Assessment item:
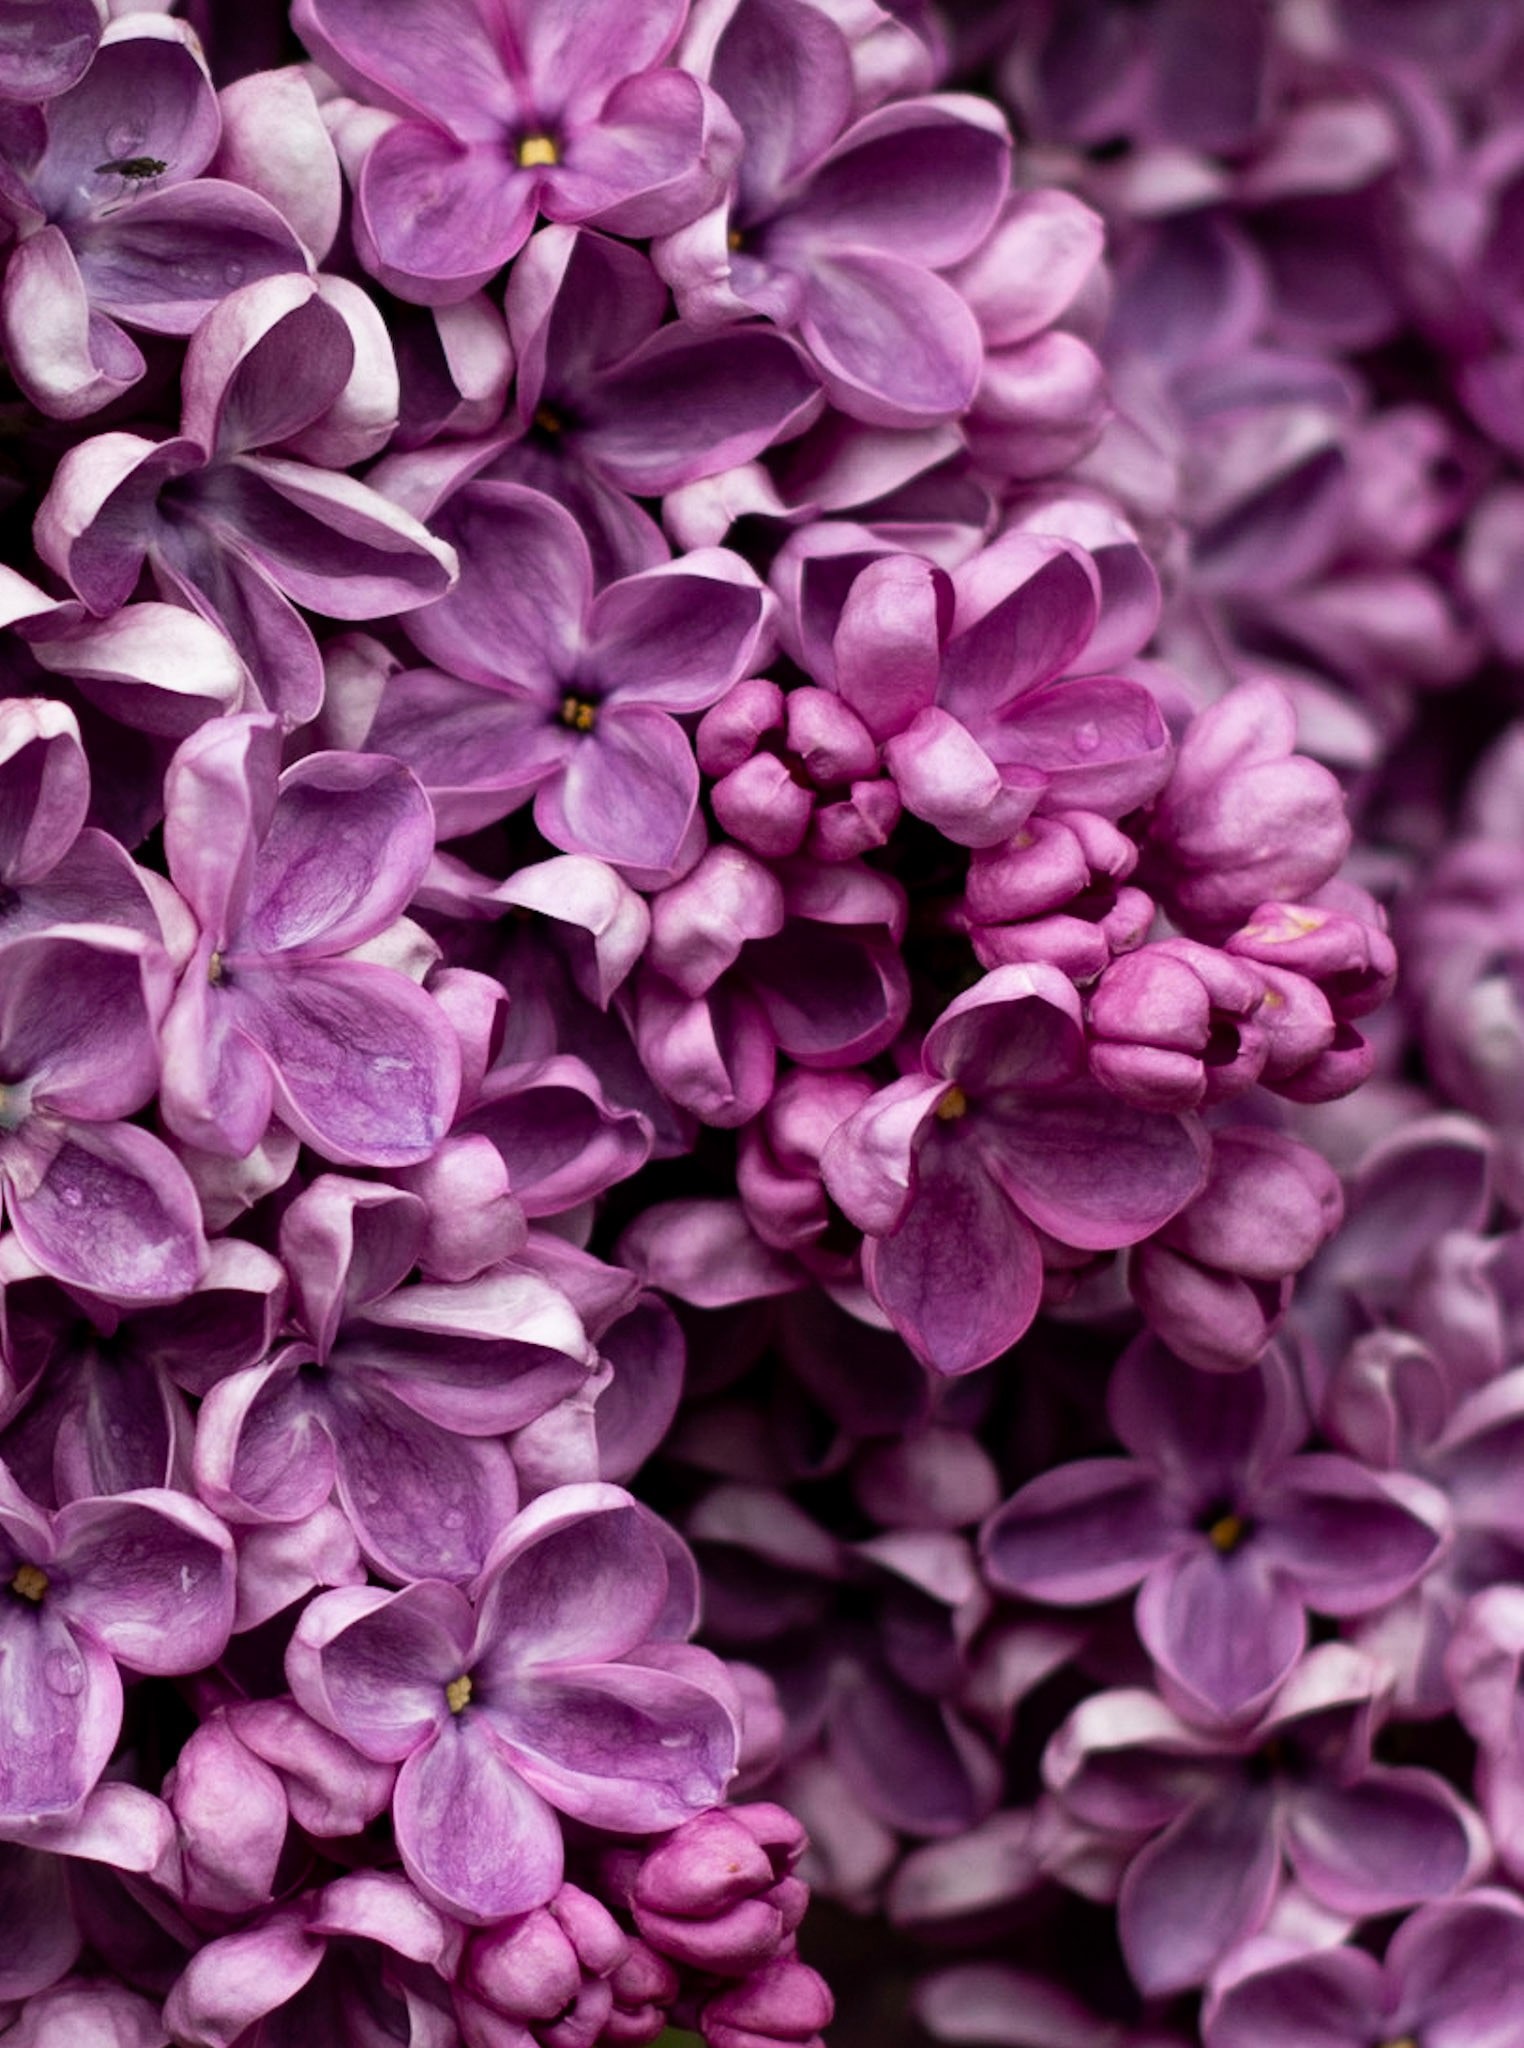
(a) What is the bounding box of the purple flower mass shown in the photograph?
[0,2,1522,2044]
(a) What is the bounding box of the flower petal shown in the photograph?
[1118,1789,1281,1997]
[799,250,984,428]
[54,1489,234,1675]
[982,1084,1209,1251]
[393,1717,563,1923]
[496,1660,737,1830]
[0,1602,120,1824]
[357,124,537,304]
[865,1129,1043,1374]
[232,958,461,1169]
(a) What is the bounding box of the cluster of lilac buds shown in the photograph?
[4,0,1524,2045]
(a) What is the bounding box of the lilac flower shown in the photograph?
[0,1782,177,2005]
[686,1481,1004,1847]
[632,845,910,1128]
[0,926,207,1301]
[822,963,1208,1373]
[295,0,739,303]
[981,1339,1446,1724]
[1045,1645,1481,1996]
[0,1466,233,1824]
[375,226,822,582]
[778,529,1173,841]
[163,1871,460,2047]
[657,0,1011,425]
[371,481,771,878]
[0,1235,284,1504]
[1204,1890,1524,2048]
[0,19,306,418]
[35,274,457,722]
[286,1485,739,1922]
[194,1173,592,1586]
[156,713,462,1168]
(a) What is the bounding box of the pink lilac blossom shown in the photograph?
[0,0,1520,2043]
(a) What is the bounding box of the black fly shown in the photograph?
[94,155,168,181]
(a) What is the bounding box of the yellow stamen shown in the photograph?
[518,133,559,168]
[1207,1513,1246,1555]
[445,1674,473,1714]
[935,1085,969,1122]
[1381,2039,1419,2048]
[727,227,744,251]
[559,695,597,733]
[208,950,224,984]
[533,404,564,436]
[10,1564,47,1603]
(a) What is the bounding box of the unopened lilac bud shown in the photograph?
[851,1428,1002,1531]
[1227,898,1397,1019]
[464,1885,627,2048]
[633,1806,809,1977]
[966,812,1138,926]
[701,1958,834,2048]
[974,901,1146,982]
[712,753,817,860]
[738,1069,874,1253]
[604,1940,679,2046]
[166,1711,287,1917]
[1149,680,1353,936]
[806,780,902,862]
[1089,939,1267,1111]
[698,680,787,779]
[784,689,878,787]
[1131,1128,1344,1370]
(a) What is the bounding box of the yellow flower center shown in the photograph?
[10,1564,47,1603]
[560,695,597,733]
[518,133,559,168]
[446,1674,473,1715]
[935,1086,969,1122]
[727,226,744,251]
[1207,1513,1246,1554]
[208,950,225,984]
[533,404,564,436]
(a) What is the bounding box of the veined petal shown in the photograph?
[393,1716,563,1924]
[232,958,461,1169]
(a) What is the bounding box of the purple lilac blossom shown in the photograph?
[0,0,1515,2040]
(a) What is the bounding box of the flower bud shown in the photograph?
[1131,1128,1344,1370]
[633,1806,809,1976]
[701,1958,834,2048]
[463,1885,628,2048]
[1088,938,1267,1111]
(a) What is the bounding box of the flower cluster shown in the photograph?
[0,0,1521,2045]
